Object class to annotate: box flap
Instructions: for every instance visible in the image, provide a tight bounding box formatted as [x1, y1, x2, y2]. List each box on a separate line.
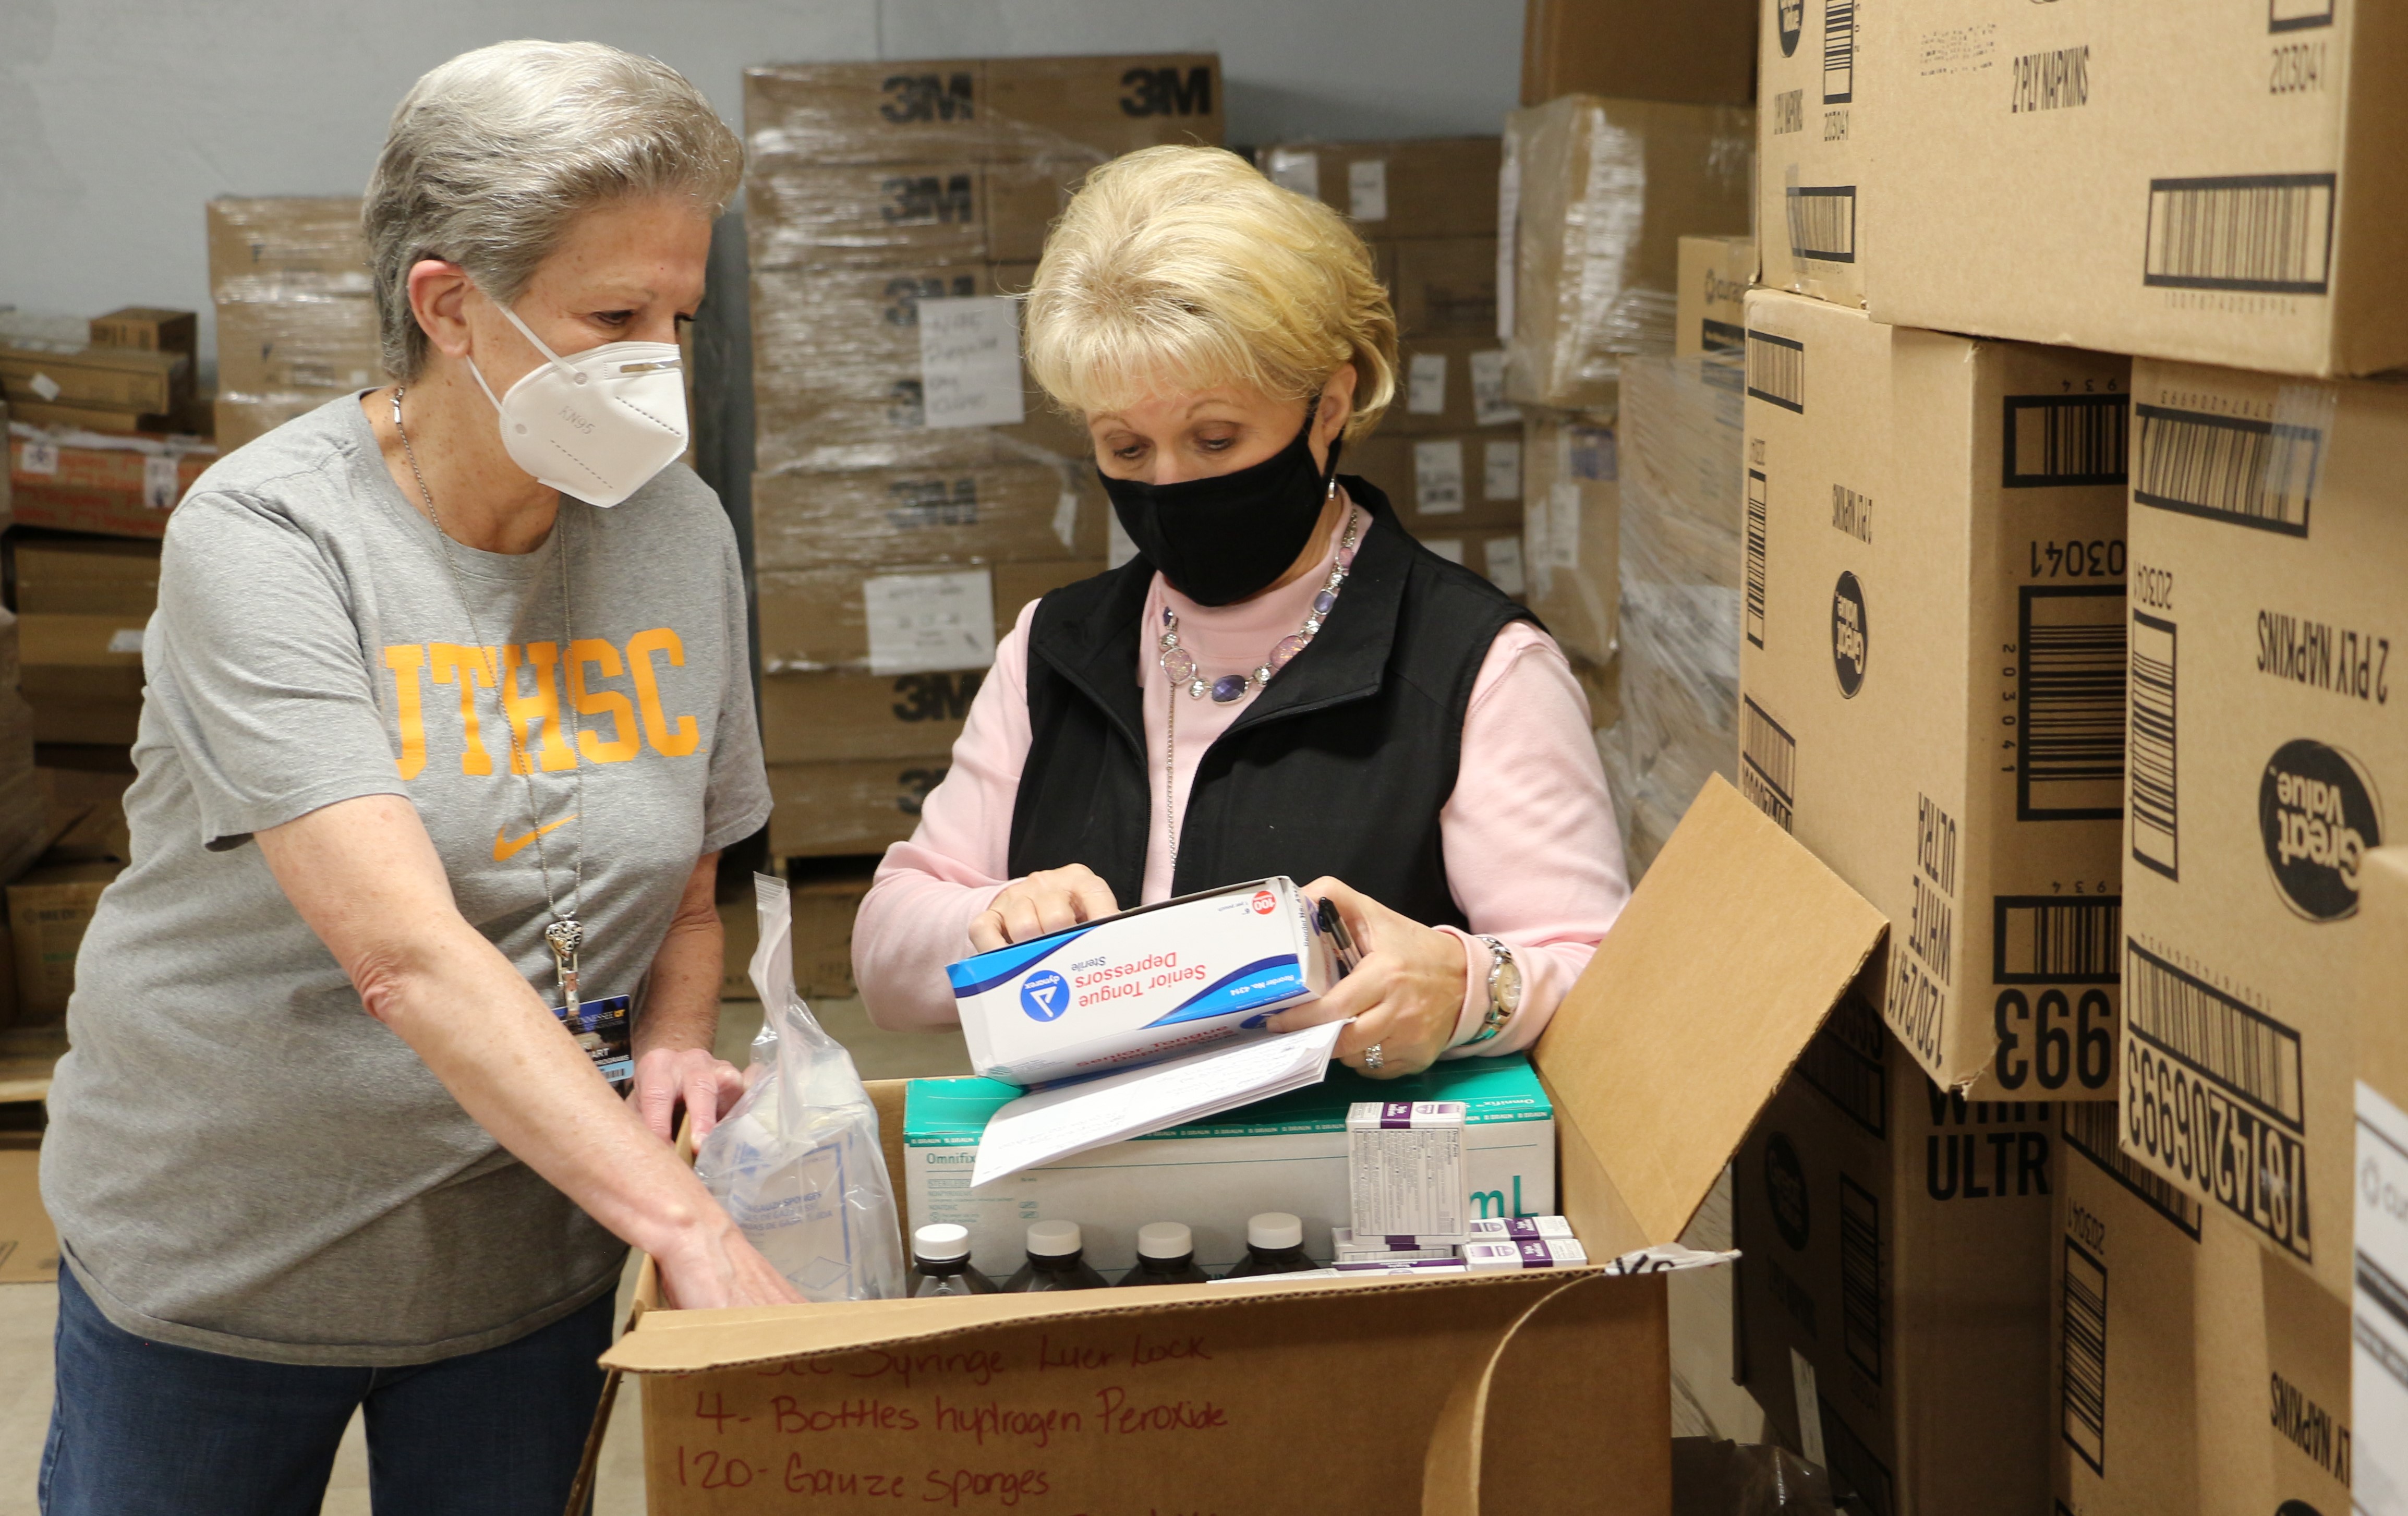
[1533, 774, 1886, 1251]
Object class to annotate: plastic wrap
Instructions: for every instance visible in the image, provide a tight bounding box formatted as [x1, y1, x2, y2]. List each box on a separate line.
[695, 874, 906, 1303]
[1502, 97, 1751, 411]
[756, 558, 1099, 676]
[1255, 137, 1501, 239]
[744, 56, 1222, 167]
[1599, 354, 1744, 878]
[207, 198, 384, 422]
[751, 457, 1104, 573]
[214, 296, 381, 396]
[1521, 406, 1621, 672]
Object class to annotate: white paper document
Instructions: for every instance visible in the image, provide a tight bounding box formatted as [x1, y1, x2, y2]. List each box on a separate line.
[862, 569, 997, 675]
[918, 296, 1026, 429]
[970, 1020, 1346, 1188]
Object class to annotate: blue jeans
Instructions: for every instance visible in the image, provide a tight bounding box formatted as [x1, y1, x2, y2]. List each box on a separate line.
[41, 1263, 614, 1516]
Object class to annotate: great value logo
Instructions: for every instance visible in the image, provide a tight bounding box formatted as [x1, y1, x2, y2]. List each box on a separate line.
[1831, 571, 1869, 697]
[2259, 738, 2382, 920]
[1020, 969, 1069, 1022]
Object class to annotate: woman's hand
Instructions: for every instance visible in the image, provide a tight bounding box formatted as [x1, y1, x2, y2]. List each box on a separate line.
[1263, 878, 1468, 1078]
[652, 1215, 804, 1309]
[969, 864, 1119, 952]
[632, 1046, 748, 1144]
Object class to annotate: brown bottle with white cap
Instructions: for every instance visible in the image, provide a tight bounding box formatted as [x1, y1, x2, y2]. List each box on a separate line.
[1117, 1222, 1213, 1286]
[1000, 1220, 1109, 1292]
[908, 1223, 998, 1297]
[1221, 1212, 1314, 1278]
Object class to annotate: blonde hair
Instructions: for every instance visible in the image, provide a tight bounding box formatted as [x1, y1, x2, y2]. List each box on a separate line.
[364, 40, 744, 380]
[1023, 145, 1398, 439]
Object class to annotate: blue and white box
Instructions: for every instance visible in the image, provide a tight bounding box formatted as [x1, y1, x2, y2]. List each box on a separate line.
[945, 876, 1339, 1086]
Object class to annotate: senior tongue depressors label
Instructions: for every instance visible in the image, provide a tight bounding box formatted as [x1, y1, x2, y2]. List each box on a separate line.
[946, 876, 1340, 1086]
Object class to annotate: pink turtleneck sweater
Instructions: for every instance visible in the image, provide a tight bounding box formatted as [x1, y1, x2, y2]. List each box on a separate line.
[852, 505, 1630, 1058]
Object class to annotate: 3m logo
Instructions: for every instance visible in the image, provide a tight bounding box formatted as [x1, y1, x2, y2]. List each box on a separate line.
[1120, 65, 1213, 118]
[1250, 890, 1276, 915]
[881, 72, 975, 123]
[1020, 969, 1070, 1022]
[890, 671, 985, 723]
[886, 476, 979, 528]
[881, 173, 976, 226]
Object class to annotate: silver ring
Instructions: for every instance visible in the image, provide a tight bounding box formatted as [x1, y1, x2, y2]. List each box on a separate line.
[1362, 1042, 1385, 1071]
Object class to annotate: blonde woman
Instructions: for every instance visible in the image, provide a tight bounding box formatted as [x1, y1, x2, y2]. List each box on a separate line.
[854, 146, 1628, 1077]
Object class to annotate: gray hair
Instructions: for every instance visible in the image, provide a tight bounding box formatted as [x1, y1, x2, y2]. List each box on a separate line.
[363, 40, 743, 380]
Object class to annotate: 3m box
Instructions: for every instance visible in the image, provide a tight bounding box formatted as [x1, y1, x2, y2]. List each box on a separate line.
[1758, 0, 1868, 307]
[1738, 288, 2130, 1097]
[757, 669, 983, 767]
[1736, 993, 2058, 1516]
[766, 759, 953, 859]
[2115, 358, 2408, 1304]
[751, 460, 1104, 572]
[906, 1057, 1552, 1277]
[1865, 0, 2408, 377]
[946, 878, 1339, 1086]
[1676, 235, 1753, 358]
[1259, 138, 1502, 239]
[758, 561, 1099, 677]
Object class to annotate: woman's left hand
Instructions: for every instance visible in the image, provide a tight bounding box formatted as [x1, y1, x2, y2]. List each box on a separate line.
[632, 1046, 749, 1143]
[1261, 878, 1467, 1079]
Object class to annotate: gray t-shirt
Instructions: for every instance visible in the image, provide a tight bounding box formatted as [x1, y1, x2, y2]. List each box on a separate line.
[41, 395, 772, 1366]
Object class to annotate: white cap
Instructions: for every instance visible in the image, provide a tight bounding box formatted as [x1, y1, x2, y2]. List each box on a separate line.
[913, 1223, 971, 1262]
[1136, 1222, 1193, 1259]
[1026, 1220, 1083, 1257]
[1246, 1212, 1303, 1250]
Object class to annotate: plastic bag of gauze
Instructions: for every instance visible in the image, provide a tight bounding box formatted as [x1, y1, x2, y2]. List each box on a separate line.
[694, 874, 905, 1301]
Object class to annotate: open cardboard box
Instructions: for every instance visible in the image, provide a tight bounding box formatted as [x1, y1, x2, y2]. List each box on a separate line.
[585, 778, 1885, 1514]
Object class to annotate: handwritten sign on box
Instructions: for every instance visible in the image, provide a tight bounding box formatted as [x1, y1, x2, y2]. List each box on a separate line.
[918, 296, 1027, 431]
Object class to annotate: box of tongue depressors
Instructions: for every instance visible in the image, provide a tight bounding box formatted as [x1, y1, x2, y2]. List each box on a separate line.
[946, 875, 1340, 1086]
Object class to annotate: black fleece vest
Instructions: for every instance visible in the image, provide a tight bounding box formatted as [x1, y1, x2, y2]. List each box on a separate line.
[1006, 480, 1535, 927]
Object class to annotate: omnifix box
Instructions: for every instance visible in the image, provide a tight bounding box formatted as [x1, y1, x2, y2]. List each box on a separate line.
[946, 877, 1340, 1086]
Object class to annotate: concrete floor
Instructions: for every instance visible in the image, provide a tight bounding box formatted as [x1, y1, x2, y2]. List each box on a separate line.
[0, 996, 970, 1516]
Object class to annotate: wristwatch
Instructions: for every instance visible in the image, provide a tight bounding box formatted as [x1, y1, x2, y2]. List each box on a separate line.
[1466, 935, 1522, 1046]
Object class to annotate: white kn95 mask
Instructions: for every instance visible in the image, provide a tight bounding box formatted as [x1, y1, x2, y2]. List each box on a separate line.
[468, 299, 688, 507]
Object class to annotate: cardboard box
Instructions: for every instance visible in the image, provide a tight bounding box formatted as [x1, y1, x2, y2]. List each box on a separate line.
[1413, 528, 1531, 600]
[2355, 849, 2408, 1512]
[752, 460, 1105, 572]
[213, 295, 382, 395]
[205, 197, 370, 300]
[1385, 336, 1523, 438]
[1386, 237, 1502, 339]
[7, 433, 211, 538]
[0, 344, 190, 415]
[1737, 992, 2057, 1516]
[1757, 0, 1867, 307]
[592, 777, 1888, 1516]
[4, 401, 178, 435]
[766, 758, 955, 859]
[1504, 96, 1754, 411]
[2115, 358, 2408, 1305]
[1346, 430, 1525, 531]
[1738, 288, 2130, 1098]
[744, 55, 1224, 167]
[7, 860, 117, 1022]
[89, 307, 197, 359]
[747, 158, 1075, 271]
[1864, 0, 2408, 377]
[213, 394, 325, 454]
[1523, 408, 1622, 668]
[0, 1135, 60, 1284]
[1676, 235, 1753, 358]
[759, 669, 983, 766]
[13, 537, 161, 615]
[905, 1055, 1552, 1276]
[17, 613, 146, 746]
[758, 560, 1100, 676]
[1259, 138, 1502, 238]
[1520, 0, 1760, 107]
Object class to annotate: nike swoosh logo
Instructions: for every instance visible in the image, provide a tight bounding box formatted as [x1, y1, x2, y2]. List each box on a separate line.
[493, 815, 576, 862]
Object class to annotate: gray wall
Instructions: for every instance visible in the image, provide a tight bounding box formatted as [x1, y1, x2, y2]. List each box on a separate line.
[1, 0, 1523, 365]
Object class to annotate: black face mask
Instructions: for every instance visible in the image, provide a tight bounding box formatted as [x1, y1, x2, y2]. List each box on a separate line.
[1099, 411, 1340, 607]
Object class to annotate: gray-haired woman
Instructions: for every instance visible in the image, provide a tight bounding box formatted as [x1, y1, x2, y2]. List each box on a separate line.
[38, 41, 796, 1515]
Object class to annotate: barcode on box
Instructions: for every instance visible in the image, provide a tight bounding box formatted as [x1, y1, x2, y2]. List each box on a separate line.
[2144, 174, 2335, 294]
[2020, 586, 2127, 820]
[2060, 1239, 2109, 1474]
[2126, 943, 2304, 1128]
[1823, 0, 1856, 102]
[1745, 469, 1770, 647]
[1785, 186, 1858, 264]
[2128, 612, 2179, 879]
[1800, 992, 1887, 1137]
[2133, 404, 2318, 536]
[1995, 897, 2121, 985]
[2004, 394, 2129, 488]
[1741, 696, 1797, 831]
[1840, 1175, 1882, 1383]
[2062, 1100, 2202, 1238]
[1747, 331, 1807, 412]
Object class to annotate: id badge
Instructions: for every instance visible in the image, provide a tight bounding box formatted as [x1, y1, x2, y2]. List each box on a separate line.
[555, 995, 635, 1090]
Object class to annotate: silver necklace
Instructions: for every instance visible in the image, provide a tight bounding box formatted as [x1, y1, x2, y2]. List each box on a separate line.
[1158, 502, 1362, 873]
[392, 386, 590, 1009]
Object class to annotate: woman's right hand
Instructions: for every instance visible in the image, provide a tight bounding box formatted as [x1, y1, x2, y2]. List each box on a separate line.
[654, 1217, 805, 1309]
[969, 864, 1119, 952]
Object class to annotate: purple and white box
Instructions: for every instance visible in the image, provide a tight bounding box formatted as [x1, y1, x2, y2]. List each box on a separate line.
[1346, 1100, 1469, 1241]
[1466, 1215, 1577, 1243]
[1330, 1226, 1458, 1260]
[1462, 1238, 1590, 1270]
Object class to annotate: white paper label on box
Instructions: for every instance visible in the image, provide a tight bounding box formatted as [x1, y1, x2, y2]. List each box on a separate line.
[1495, 142, 1520, 341]
[1265, 148, 1320, 201]
[1469, 350, 1520, 427]
[1482, 535, 1526, 598]
[105, 627, 146, 656]
[1544, 481, 1583, 568]
[28, 371, 62, 403]
[2355, 1079, 2408, 1516]
[1483, 439, 1522, 501]
[861, 569, 998, 675]
[917, 296, 1026, 430]
[1348, 159, 1389, 222]
[1412, 440, 1466, 514]
[20, 432, 59, 476]
[1423, 538, 1465, 565]
[1107, 511, 1139, 569]
[1789, 1349, 1828, 1469]
[1051, 490, 1079, 553]
[1408, 352, 1448, 416]
[142, 453, 180, 511]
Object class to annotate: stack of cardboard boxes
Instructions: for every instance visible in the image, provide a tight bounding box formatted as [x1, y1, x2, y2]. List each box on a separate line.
[741, 56, 1218, 880]
[0, 307, 200, 435]
[207, 197, 383, 452]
